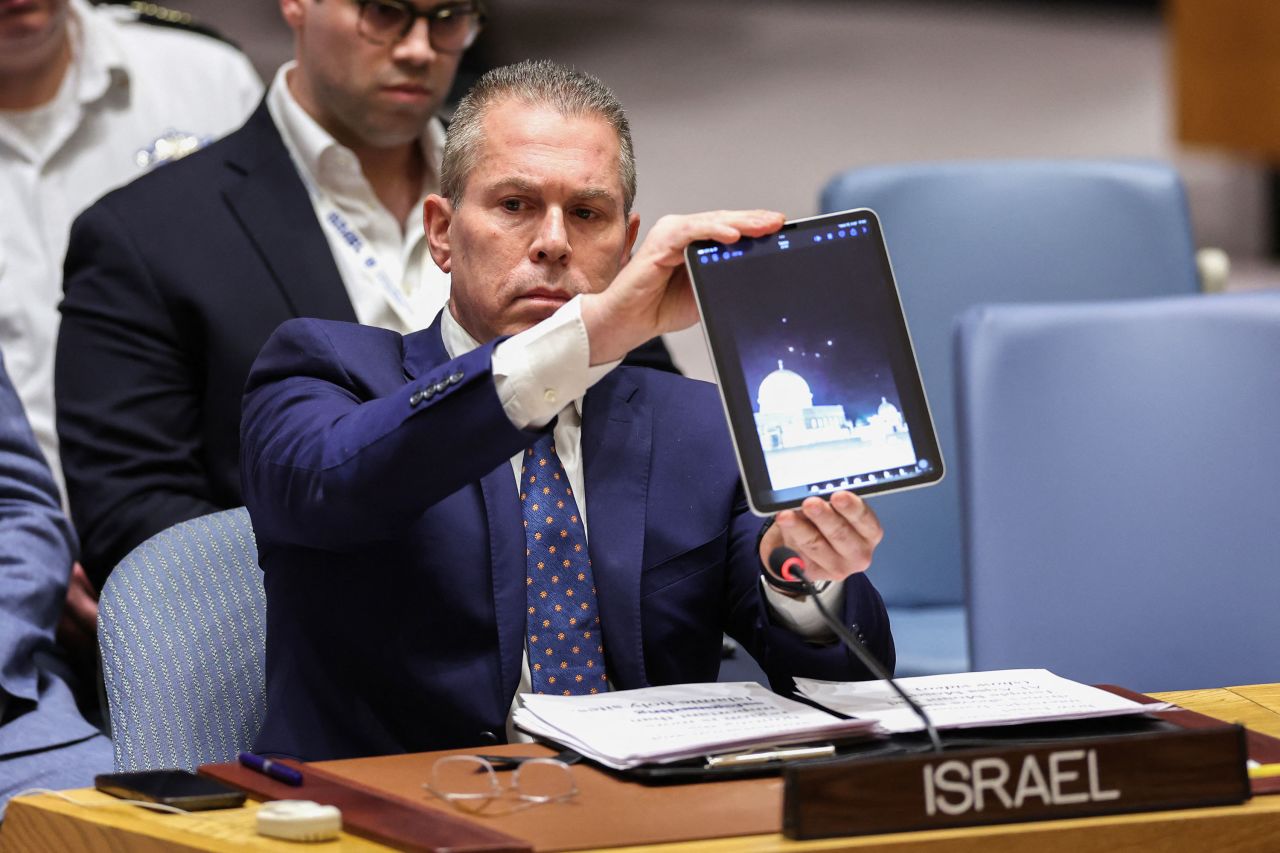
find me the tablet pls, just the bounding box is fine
[685,208,943,515]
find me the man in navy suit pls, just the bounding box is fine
[242,60,893,761]
[0,351,111,818]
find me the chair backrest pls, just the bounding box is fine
[98,507,265,771]
[956,292,1280,691]
[819,160,1200,608]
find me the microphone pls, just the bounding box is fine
[772,549,807,583]
[768,546,943,752]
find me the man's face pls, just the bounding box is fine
[427,99,641,343]
[280,0,463,150]
[0,0,67,65]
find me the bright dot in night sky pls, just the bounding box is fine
[787,346,794,352]
[827,340,833,346]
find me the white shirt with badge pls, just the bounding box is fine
[266,63,450,337]
[0,0,261,495]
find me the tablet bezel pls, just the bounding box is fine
[685,207,944,516]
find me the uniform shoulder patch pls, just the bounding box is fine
[96,0,243,50]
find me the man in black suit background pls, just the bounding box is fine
[56,0,482,585]
[56,0,673,586]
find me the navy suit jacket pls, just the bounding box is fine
[0,353,99,758]
[56,102,358,585]
[56,102,678,585]
[242,314,894,761]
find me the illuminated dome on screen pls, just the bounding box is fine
[757,360,814,412]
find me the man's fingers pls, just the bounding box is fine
[774,494,878,582]
[828,490,884,549]
[799,496,875,568]
[645,210,785,265]
[65,564,99,625]
[775,510,843,582]
[671,209,784,240]
[585,208,785,363]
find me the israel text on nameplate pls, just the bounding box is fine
[783,725,1251,838]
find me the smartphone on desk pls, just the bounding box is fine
[95,769,247,811]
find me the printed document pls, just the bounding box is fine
[513,681,878,770]
[795,669,1170,733]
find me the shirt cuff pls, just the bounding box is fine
[491,296,622,429]
[762,576,846,640]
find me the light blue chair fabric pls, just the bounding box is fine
[98,507,265,771]
[956,291,1280,692]
[819,160,1200,675]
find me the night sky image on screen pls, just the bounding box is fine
[697,222,919,493]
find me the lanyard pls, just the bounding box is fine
[316,196,419,329]
[292,150,421,330]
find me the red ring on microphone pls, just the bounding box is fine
[779,556,805,583]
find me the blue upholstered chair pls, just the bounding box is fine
[98,507,265,771]
[956,291,1280,691]
[819,161,1201,675]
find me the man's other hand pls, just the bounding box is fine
[581,209,785,365]
[758,491,884,583]
[57,561,100,659]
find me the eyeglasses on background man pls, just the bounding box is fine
[354,0,485,51]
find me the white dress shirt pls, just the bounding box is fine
[266,63,449,336]
[0,0,261,494]
[440,298,844,741]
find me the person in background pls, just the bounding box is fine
[56,0,676,590]
[53,0,481,589]
[0,350,112,820]
[1,0,261,683]
[0,0,261,495]
[241,60,892,761]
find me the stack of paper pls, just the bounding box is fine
[795,669,1171,733]
[513,681,878,770]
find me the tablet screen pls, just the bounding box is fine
[686,209,943,514]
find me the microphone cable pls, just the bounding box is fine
[769,546,944,753]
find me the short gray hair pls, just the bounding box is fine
[440,59,637,213]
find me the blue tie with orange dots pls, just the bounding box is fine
[522,434,608,696]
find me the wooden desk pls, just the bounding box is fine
[1149,683,1280,740]
[5,684,1280,853]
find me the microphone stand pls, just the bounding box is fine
[774,548,944,753]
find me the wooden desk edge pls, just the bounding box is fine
[600,798,1280,853]
[1151,686,1280,740]
[0,790,381,853]
[7,787,1280,853]
[6,683,1280,852]
[1,793,224,853]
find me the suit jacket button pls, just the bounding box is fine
[433,381,448,395]
[409,390,425,407]
[478,730,498,745]
[448,371,464,385]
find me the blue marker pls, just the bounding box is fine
[239,751,303,786]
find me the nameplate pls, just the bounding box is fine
[783,724,1250,839]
